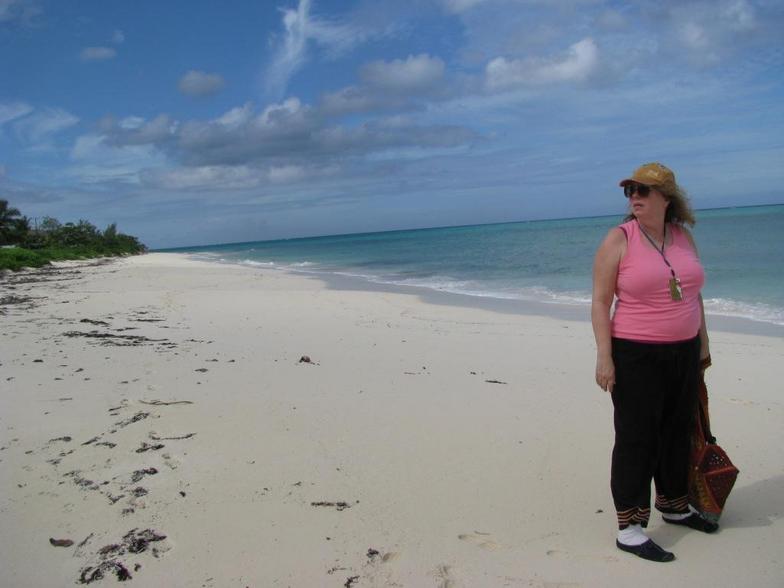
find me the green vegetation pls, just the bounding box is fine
[0,199,146,272]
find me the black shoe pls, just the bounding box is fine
[663,513,719,533]
[616,539,675,562]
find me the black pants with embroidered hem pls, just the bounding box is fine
[610,335,700,529]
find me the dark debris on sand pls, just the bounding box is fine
[311,501,355,511]
[49,538,74,547]
[135,442,165,453]
[139,400,193,406]
[80,318,110,326]
[64,471,101,491]
[0,294,36,305]
[77,528,166,584]
[130,467,158,483]
[113,412,151,429]
[62,331,174,348]
[149,432,195,441]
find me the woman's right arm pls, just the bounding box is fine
[591,228,625,393]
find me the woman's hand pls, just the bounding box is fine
[595,353,615,393]
[699,353,712,374]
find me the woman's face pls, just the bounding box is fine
[628,186,669,222]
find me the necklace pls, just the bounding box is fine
[636,220,683,301]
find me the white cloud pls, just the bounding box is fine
[0,101,33,126]
[178,70,226,97]
[265,0,369,98]
[143,162,335,192]
[485,38,599,90]
[71,134,106,160]
[0,0,39,23]
[360,54,445,93]
[320,54,448,116]
[118,116,145,130]
[659,0,761,66]
[595,9,626,30]
[440,0,488,13]
[80,46,117,61]
[258,97,307,127]
[144,165,262,190]
[320,86,377,116]
[268,164,306,183]
[216,103,254,129]
[112,29,125,44]
[13,107,78,143]
[69,133,167,184]
[101,114,176,146]
[92,95,476,175]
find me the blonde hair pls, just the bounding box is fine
[662,183,696,226]
[624,183,697,226]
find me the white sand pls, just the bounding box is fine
[1,253,782,587]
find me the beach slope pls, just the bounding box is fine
[1,253,782,587]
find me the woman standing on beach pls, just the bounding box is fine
[591,162,718,562]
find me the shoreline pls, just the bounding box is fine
[185,254,784,338]
[2,253,782,587]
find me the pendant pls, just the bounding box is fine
[669,277,683,301]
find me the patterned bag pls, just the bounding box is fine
[688,358,739,522]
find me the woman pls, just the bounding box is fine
[591,162,718,563]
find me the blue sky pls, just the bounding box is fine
[1,0,783,248]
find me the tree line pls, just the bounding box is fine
[0,199,146,271]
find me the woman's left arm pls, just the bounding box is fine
[697,293,710,363]
[682,227,711,363]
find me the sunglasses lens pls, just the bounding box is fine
[624,184,650,198]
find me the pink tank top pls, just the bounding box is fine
[611,220,704,342]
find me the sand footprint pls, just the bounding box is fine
[458,531,500,550]
[728,397,755,406]
[434,564,463,588]
[361,549,401,587]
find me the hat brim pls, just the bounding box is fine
[619,178,655,187]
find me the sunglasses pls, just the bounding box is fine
[623,183,651,198]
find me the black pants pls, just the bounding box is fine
[610,335,700,529]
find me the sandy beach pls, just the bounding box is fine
[1,253,782,587]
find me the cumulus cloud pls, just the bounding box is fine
[216,103,254,129]
[595,9,626,30]
[440,0,488,13]
[265,0,373,98]
[0,101,33,126]
[69,133,166,185]
[0,0,39,24]
[320,54,448,116]
[13,107,78,143]
[320,86,379,116]
[143,165,263,190]
[80,46,117,61]
[360,54,446,93]
[142,161,339,191]
[84,96,478,192]
[178,70,225,97]
[100,114,177,147]
[112,29,125,44]
[176,98,321,166]
[666,0,758,65]
[485,37,599,90]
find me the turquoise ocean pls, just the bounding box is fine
[167,204,784,329]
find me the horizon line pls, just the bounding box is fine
[156,202,783,252]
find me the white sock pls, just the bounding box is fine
[663,505,697,521]
[617,524,648,546]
